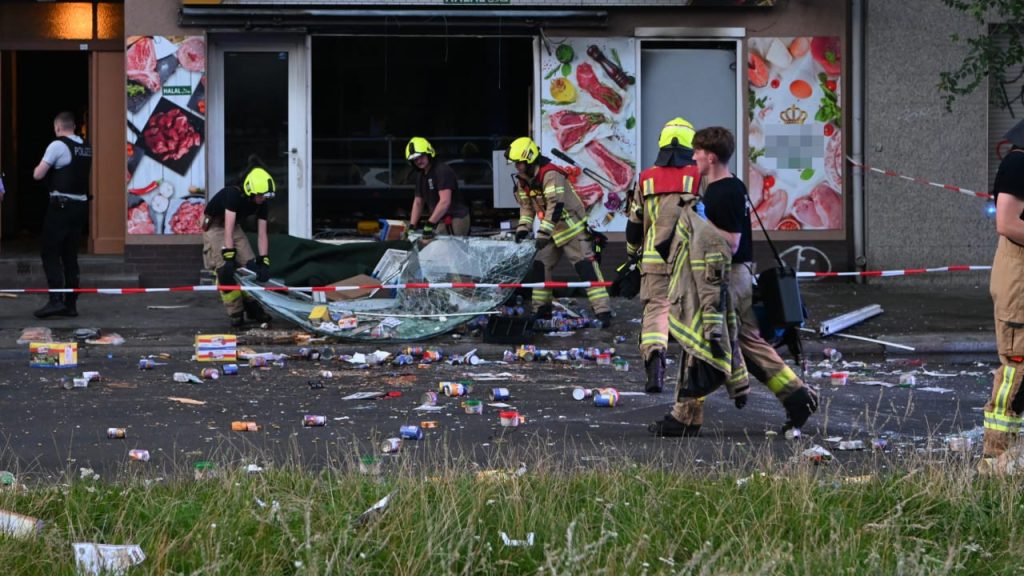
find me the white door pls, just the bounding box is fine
[208,35,310,237]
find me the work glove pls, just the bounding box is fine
[221,247,237,263]
[247,255,271,282]
[421,221,436,241]
[534,235,552,251]
[734,395,748,410]
[217,261,236,286]
[514,229,530,243]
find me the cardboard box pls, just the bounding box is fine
[195,334,237,362]
[325,274,382,301]
[29,342,77,368]
[378,219,407,242]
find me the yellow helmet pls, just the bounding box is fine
[506,137,540,164]
[243,167,276,197]
[405,137,435,161]
[658,117,695,149]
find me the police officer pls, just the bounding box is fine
[31,111,91,318]
[406,137,471,239]
[981,118,1024,468]
[202,156,275,327]
[626,117,702,393]
[507,136,612,326]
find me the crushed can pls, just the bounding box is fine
[593,392,617,407]
[823,347,843,363]
[502,350,517,363]
[395,354,415,366]
[128,449,150,462]
[572,387,593,401]
[249,355,268,368]
[489,387,510,401]
[303,415,326,427]
[222,363,239,376]
[106,428,126,439]
[381,438,402,454]
[399,425,423,440]
[421,391,439,406]
[200,368,220,380]
[138,358,157,370]
[231,421,259,432]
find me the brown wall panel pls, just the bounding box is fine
[91,51,126,254]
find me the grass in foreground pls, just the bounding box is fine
[0,445,1019,575]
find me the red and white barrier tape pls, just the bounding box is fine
[847,155,993,200]
[796,265,991,278]
[0,281,613,295]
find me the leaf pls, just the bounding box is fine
[625,117,636,130]
[544,66,559,80]
[611,47,622,68]
[800,168,815,181]
[541,99,567,106]
[561,63,572,77]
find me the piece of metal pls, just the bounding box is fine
[818,304,883,337]
[800,327,914,351]
[634,27,745,38]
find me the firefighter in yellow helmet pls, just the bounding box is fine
[624,117,701,393]
[201,155,275,327]
[507,136,612,326]
[405,137,471,239]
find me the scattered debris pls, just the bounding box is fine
[354,492,393,528]
[166,397,206,406]
[499,531,535,548]
[72,543,146,576]
[0,509,43,538]
[819,304,883,337]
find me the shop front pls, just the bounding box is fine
[122,0,849,285]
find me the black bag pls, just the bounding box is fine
[609,256,640,298]
[757,265,804,327]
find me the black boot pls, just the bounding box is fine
[535,304,553,320]
[243,299,271,324]
[596,311,613,328]
[34,295,67,319]
[781,386,819,432]
[61,293,78,317]
[229,312,246,328]
[645,350,666,393]
[648,414,700,437]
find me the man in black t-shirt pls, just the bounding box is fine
[695,127,817,433]
[406,137,470,239]
[981,119,1024,468]
[202,158,275,327]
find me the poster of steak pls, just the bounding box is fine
[125,35,206,235]
[539,37,636,232]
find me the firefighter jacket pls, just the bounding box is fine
[664,193,749,398]
[625,165,701,275]
[515,162,589,248]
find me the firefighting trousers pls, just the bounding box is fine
[438,214,471,237]
[532,234,611,315]
[202,223,256,317]
[639,272,671,361]
[732,264,804,402]
[983,236,1024,458]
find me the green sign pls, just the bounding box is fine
[163,86,193,96]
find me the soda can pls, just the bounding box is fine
[200,368,220,380]
[593,392,617,407]
[399,425,424,440]
[303,415,326,427]
[320,370,334,379]
[231,421,259,432]
[403,347,424,357]
[106,428,126,439]
[596,387,620,401]
[222,363,239,376]
[249,355,268,368]
[823,347,843,363]
[381,438,402,454]
[463,400,483,415]
[490,387,510,401]
[423,350,442,362]
[499,410,520,427]
[395,354,414,366]
[420,421,438,429]
[421,391,439,406]
[572,387,593,401]
[138,358,156,370]
[443,383,468,397]
[128,449,150,462]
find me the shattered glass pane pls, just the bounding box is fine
[241,237,536,342]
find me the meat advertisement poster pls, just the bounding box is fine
[748,37,843,232]
[126,35,207,235]
[539,38,637,232]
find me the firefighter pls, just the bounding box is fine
[202,156,275,327]
[625,117,702,393]
[406,137,471,239]
[981,118,1024,470]
[506,136,612,326]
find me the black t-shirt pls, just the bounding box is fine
[994,148,1024,221]
[415,161,469,220]
[703,176,753,264]
[204,185,269,221]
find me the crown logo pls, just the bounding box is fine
[780,104,808,125]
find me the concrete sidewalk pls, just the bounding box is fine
[0,278,996,358]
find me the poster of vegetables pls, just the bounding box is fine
[125,35,207,235]
[748,36,842,232]
[539,38,637,232]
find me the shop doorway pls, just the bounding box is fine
[208,36,308,237]
[309,35,532,237]
[0,51,90,255]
